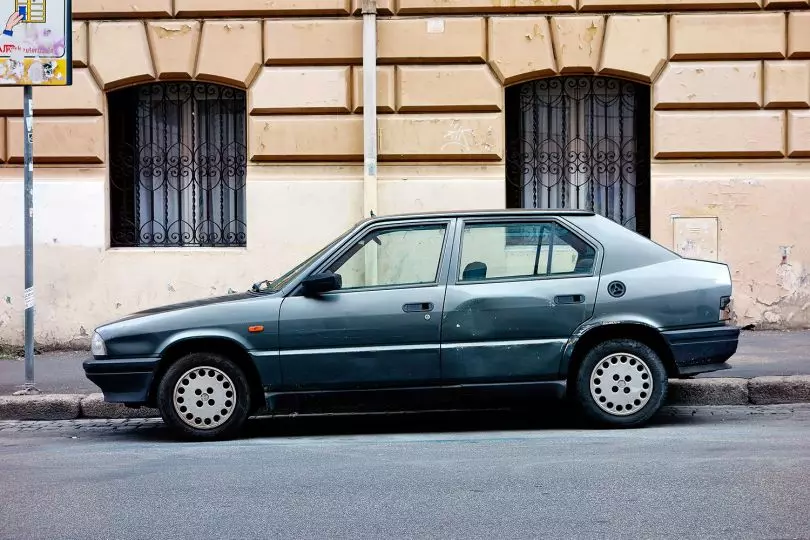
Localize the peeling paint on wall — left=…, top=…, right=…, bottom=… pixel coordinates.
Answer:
left=152, top=24, right=193, bottom=39
left=780, top=245, right=791, bottom=265
left=441, top=120, right=496, bottom=154
left=733, top=251, right=810, bottom=329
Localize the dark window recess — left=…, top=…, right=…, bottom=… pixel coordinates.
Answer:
left=505, top=76, right=651, bottom=238
left=108, top=82, right=248, bottom=248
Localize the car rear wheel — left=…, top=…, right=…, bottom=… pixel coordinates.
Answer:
left=156, top=352, right=252, bottom=441
left=574, top=339, right=668, bottom=428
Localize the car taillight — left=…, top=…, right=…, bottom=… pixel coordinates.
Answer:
left=719, top=296, right=731, bottom=322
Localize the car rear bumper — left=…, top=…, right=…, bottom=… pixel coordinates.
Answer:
left=663, top=325, right=740, bottom=377
left=83, top=357, right=159, bottom=404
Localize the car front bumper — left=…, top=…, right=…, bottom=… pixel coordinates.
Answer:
left=663, top=325, right=740, bottom=377
left=83, top=357, right=160, bottom=404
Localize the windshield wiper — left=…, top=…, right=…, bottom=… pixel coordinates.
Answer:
left=251, top=279, right=272, bottom=293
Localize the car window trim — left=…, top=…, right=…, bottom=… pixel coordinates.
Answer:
left=291, top=218, right=456, bottom=296
left=451, top=216, right=601, bottom=286
left=277, top=221, right=368, bottom=297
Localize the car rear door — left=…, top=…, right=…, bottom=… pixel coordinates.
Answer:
left=440, top=217, right=601, bottom=383
left=277, top=218, right=455, bottom=390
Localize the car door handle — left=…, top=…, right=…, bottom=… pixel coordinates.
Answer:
left=402, top=302, right=434, bottom=313
left=554, top=294, right=585, bottom=305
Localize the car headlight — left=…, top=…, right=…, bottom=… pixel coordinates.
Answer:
left=90, top=331, right=107, bottom=357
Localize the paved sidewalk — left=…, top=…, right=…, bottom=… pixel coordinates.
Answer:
left=698, top=329, right=810, bottom=378
left=1, top=329, right=809, bottom=395
left=0, top=350, right=96, bottom=395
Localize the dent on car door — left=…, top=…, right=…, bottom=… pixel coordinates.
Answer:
left=441, top=219, right=600, bottom=384
left=278, top=220, right=454, bottom=390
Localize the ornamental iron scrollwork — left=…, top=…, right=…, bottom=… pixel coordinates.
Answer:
left=109, top=82, right=248, bottom=248
left=505, top=76, right=651, bottom=237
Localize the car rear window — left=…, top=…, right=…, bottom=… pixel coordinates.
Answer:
left=458, top=221, right=596, bottom=282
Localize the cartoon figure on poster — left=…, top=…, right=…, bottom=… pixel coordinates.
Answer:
left=0, top=0, right=70, bottom=86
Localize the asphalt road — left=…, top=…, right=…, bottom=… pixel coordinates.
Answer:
left=1, top=405, right=809, bottom=539
left=2, top=330, right=810, bottom=395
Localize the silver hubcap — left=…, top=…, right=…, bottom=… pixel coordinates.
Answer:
left=589, top=353, right=653, bottom=416
left=173, top=366, right=236, bottom=430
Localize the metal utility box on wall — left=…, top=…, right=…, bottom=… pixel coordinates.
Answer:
left=673, top=217, right=719, bottom=262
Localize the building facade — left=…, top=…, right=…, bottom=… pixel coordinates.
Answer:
left=0, top=0, right=809, bottom=346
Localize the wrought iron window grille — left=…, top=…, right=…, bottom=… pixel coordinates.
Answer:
left=109, top=82, right=248, bottom=248
left=505, top=76, right=651, bottom=245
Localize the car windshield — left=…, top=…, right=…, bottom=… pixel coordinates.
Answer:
left=260, top=221, right=363, bottom=293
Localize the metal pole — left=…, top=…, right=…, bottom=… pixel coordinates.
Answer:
left=361, top=0, right=378, bottom=219
left=15, top=85, right=39, bottom=396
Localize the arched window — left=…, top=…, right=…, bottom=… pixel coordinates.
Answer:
left=505, top=76, right=651, bottom=237
left=108, top=82, right=248, bottom=248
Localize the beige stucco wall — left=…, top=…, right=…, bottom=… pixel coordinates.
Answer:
left=1, top=1, right=810, bottom=345
left=0, top=164, right=503, bottom=346
left=652, top=162, right=810, bottom=329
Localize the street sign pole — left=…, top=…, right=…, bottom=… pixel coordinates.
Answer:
left=2, top=0, right=71, bottom=394
left=16, top=84, right=39, bottom=395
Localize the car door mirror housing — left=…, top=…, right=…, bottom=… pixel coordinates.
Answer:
left=301, top=272, right=342, bottom=295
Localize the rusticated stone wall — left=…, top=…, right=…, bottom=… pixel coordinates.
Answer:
left=0, top=7, right=806, bottom=163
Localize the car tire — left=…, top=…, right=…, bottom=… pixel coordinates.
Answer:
left=574, top=339, right=668, bottom=428
left=156, top=352, right=252, bottom=441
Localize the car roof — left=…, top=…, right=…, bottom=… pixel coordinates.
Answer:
left=364, top=209, right=596, bottom=224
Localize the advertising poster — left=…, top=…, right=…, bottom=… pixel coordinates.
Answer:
left=0, top=0, right=71, bottom=86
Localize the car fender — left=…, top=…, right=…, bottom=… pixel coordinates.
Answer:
left=155, top=328, right=254, bottom=358
left=559, top=315, right=667, bottom=376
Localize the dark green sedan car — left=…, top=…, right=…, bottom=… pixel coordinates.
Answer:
left=84, top=210, right=739, bottom=440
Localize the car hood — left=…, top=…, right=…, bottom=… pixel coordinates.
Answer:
left=102, top=291, right=257, bottom=326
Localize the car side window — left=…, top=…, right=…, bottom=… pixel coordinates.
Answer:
left=326, top=224, right=447, bottom=290
left=458, top=221, right=596, bottom=282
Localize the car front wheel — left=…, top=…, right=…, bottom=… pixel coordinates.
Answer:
left=574, top=339, right=668, bottom=428
left=156, top=352, right=252, bottom=441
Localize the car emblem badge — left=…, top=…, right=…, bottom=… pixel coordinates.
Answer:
left=607, top=281, right=626, bottom=298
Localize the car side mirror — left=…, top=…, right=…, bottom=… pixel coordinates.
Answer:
left=301, top=272, right=342, bottom=296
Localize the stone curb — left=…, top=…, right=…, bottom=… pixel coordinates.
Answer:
left=666, top=378, right=750, bottom=406
left=0, top=394, right=84, bottom=421
left=1, top=377, right=809, bottom=421
left=80, top=394, right=160, bottom=419
left=748, top=375, right=810, bottom=405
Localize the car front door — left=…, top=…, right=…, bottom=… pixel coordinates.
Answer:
left=441, top=218, right=601, bottom=383
left=278, top=219, right=454, bottom=390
